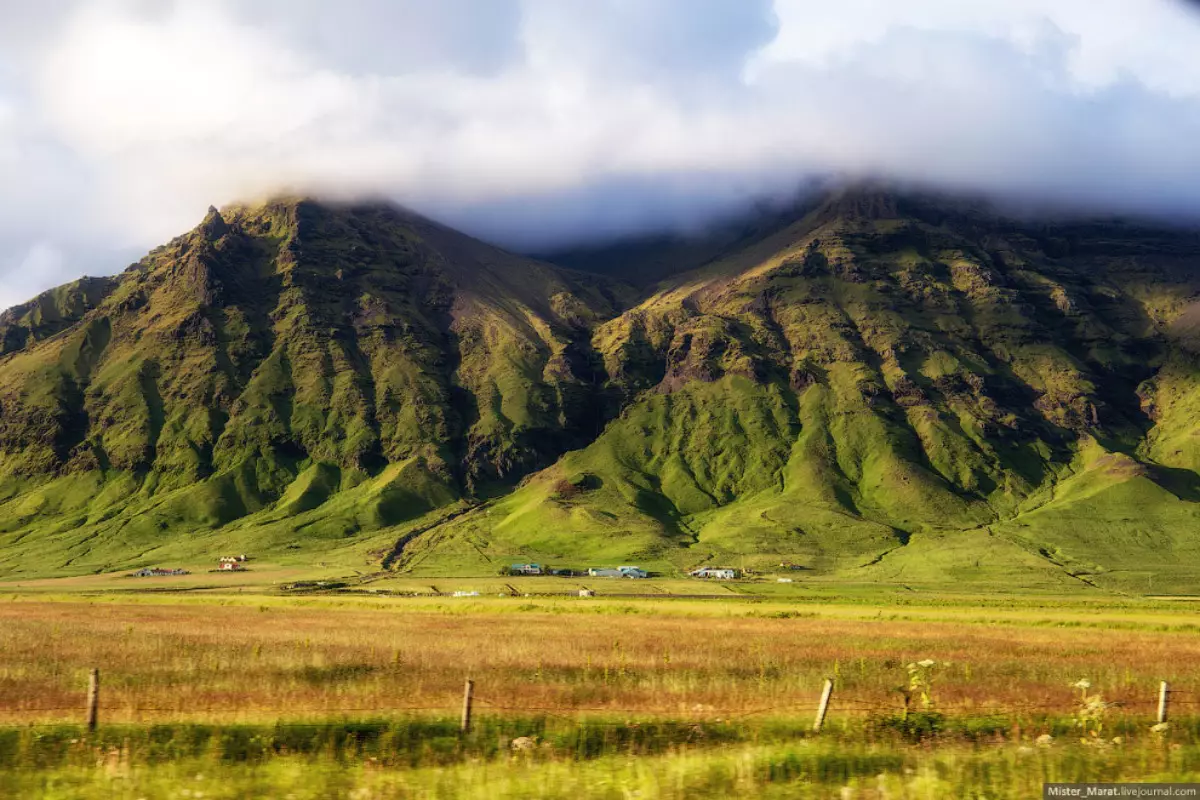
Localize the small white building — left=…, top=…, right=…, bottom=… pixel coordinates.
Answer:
left=690, top=567, right=738, bottom=580
left=578, top=589, right=595, bottom=597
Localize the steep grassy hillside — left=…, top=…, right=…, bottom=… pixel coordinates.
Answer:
left=0, top=276, right=118, bottom=356
left=402, top=190, right=1200, bottom=591
left=0, top=199, right=629, bottom=575
left=3, top=188, right=1200, bottom=591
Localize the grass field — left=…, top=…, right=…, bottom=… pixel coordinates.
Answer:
left=2, top=587, right=1200, bottom=796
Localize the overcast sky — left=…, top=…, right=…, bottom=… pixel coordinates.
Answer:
left=2, top=0, right=1200, bottom=311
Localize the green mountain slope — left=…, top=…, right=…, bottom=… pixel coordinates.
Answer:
left=3, top=188, right=1200, bottom=591
left=398, top=190, right=1200, bottom=591
left=0, top=276, right=119, bottom=356
left=0, top=199, right=630, bottom=575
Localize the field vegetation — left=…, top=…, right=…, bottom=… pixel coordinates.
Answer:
left=3, top=590, right=1200, bottom=797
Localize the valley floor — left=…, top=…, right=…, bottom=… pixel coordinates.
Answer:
left=2, top=587, right=1199, bottom=797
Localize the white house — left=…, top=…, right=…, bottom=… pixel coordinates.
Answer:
left=690, top=567, right=737, bottom=580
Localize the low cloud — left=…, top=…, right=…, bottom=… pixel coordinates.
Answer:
left=1, top=0, right=1200, bottom=309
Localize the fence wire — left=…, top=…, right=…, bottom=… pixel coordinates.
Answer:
left=2, top=687, right=1189, bottom=727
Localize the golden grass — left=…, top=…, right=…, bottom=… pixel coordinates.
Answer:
left=2, top=593, right=1199, bottom=726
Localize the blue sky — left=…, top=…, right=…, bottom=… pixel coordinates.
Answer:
left=2, top=0, right=1200, bottom=310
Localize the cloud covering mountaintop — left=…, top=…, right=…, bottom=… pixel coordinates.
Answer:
left=2, top=0, right=1200, bottom=310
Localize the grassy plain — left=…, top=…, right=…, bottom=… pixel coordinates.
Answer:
left=2, top=587, right=1200, bottom=797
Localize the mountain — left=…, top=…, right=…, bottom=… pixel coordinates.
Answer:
left=3, top=189, right=1200, bottom=591
left=0, top=198, right=630, bottom=575
left=395, top=188, right=1200, bottom=591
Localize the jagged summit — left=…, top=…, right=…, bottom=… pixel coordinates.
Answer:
left=197, top=206, right=229, bottom=241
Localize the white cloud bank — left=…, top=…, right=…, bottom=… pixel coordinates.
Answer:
left=1, top=0, right=1200, bottom=310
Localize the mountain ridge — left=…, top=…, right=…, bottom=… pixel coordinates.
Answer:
left=3, top=189, right=1200, bottom=591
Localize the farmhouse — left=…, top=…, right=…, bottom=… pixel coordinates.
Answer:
left=218, top=561, right=244, bottom=571
left=510, top=563, right=543, bottom=575
left=690, top=567, right=738, bottom=580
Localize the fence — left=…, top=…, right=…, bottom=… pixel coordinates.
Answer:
left=9, top=670, right=1190, bottom=733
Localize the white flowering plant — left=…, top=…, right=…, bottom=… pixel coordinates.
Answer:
left=1072, top=678, right=1111, bottom=740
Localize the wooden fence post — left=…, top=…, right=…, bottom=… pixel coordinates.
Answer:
left=813, top=677, right=834, bottom=733
left=461, top=678, right=475, bottom=733
left=1158, top=681, right=1170, bottom=725
left=86, top=669, right=99, bottom=732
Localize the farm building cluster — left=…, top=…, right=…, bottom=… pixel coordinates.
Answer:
left=508, top=566, right=652, bottom=578
left=130, top=568, right=189, bottom=578
left=506, top=563, right=650, bottom=578
left=129, top=555, right=253, bottom=577
left=217, top=555, right=249, bottom=571
left=506, top=563, right=740, bottom=580
left=588, top=566, right=649, bottom=579
left=508, top=563, right=550, bottom=575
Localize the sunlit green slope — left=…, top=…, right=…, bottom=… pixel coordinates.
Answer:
left=3, top=188, right=1200, bottom=591
left=0, top=199, right=629, bottom=575
left=404, top=190, right=1200, bottom=591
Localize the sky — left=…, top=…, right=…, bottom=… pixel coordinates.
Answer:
left=2, top=0, right=1200, bottom=311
